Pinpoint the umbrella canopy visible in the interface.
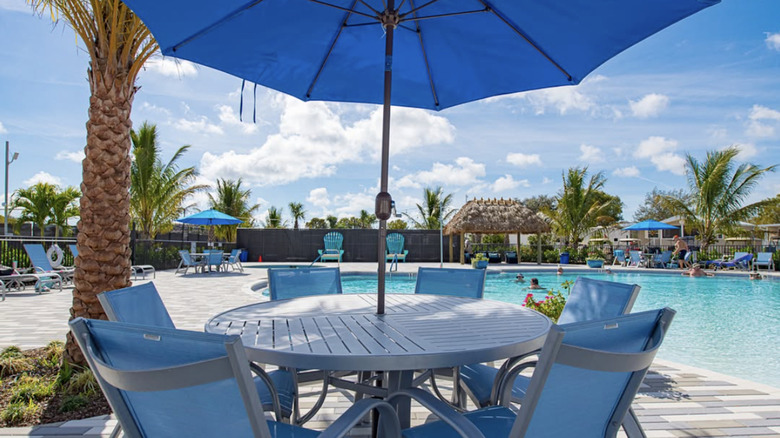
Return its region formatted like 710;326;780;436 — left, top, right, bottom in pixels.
443;198;549;235
123;0;719;313
178;209;243;226
623;220;679;231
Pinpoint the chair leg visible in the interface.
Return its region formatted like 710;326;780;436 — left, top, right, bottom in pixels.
622;407;647;438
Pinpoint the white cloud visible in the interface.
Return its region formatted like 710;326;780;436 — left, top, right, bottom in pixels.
174;116;224;135
579;144;603;162
732;143;759;160
766;32;780;51
138;102;172;117
199;96;454;186
635;137;686;175
629;93;669;118
613;166;640;177
524;86;594;115
144;57;198;77
307;188;330;209
55;150;85;163
216;105;259;134
749;104;780;121
746;104;780;138
506;153;542;167
0;0;30;12
395;157;486;189
541;177;552;184
0;121;6;134
333;192;375;217
492;174;528;192
24;171;63;187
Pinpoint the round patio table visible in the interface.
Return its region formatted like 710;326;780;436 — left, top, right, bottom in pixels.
206;293;551;427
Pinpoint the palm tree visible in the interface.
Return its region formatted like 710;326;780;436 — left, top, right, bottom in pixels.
30;0;158;363
359;209;376;229
326;215;338;228
130;122;204;239
405;186;454;229
659;147;777;252
289;202;306;229
264;207;288;228
49;186;81;237
545;167;616;246
208;178;259;241
13;183;57;236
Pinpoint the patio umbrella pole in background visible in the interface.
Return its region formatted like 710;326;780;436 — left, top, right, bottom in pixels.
374;3;398;316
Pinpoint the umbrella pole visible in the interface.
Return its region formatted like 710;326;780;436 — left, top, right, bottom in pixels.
375;4;397;316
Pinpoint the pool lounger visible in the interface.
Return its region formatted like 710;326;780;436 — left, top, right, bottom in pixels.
132;265;156;280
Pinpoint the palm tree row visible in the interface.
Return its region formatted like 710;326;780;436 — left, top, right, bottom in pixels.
13;183;81;237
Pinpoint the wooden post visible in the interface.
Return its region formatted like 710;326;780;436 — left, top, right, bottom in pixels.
448;234;453;263
537;232;542;265
460;232;465;264
516;232;521;263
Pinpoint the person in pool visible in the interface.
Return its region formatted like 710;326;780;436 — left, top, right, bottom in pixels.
556;266;564;275
528;277;544;289
604;268;614;275
682;263;713;277
749;272;763;280
514;273;525;283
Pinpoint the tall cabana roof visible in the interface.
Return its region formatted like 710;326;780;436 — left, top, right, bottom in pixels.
443;198;550;235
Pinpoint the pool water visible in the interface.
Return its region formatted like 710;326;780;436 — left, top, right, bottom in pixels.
341;271;780;388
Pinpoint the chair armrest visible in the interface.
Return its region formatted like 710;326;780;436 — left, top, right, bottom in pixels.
318;398;401;438
248;362;283;422
387;388;486;438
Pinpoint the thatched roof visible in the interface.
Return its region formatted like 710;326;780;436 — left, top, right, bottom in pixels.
443;198;550;235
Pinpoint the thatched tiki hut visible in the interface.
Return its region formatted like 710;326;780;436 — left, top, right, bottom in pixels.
444;198;550;264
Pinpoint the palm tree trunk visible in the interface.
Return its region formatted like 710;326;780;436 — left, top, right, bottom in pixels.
64;66;134;364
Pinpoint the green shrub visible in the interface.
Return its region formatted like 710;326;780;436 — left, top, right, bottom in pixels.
67;369;99;396
41;341;64;369
59;394;90;413
10;375;55;403
1;346;22;359
1;400;41;425
0;347;34;378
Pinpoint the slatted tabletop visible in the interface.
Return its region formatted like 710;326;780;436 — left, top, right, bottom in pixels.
206;294;551;371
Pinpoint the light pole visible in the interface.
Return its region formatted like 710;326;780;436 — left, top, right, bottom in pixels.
4;141;19;236
439;198;444;268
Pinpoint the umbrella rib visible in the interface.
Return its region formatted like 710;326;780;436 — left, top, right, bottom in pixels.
306;0;379;21
478;0;573;83
172;0;269;52
399;8;488;23
305;0;368;100
407;0;440;109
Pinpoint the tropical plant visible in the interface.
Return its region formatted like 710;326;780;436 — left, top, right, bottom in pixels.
634;188;690;222
544;167;616;246
752;194;780;224
326;215;338;228
130;122;203;239
519;195;557;213
263;206;288;228
388;219;408;230
48;186;81;238
29;0;158;364
12;183;57;236
208;178;259;241
358;209;376;229
335;216;362;229
658;147;777;252
289;202;306;230
305;217;328;229
405;186;454;229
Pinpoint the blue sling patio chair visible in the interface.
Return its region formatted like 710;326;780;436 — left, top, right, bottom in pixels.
414;267;487;298
753;252;775;271
23;243;74;283
69;318;400;438
397;308;675;438
266;267;343;424
386;233;409;262
612;249;626;266
175;250;204;275
705;253;753;271
628;250;643;268
97;283;296;425
459;276;642;425
652;250;673;268
224;248;244;272
316;231;344;263
204;249;225;272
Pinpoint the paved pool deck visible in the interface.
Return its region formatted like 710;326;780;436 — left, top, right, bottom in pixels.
1;262;778;437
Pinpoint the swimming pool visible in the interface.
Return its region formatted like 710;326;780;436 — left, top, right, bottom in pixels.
341;271;780;388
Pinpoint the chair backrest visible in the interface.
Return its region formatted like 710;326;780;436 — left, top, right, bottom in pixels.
23;243;54;270
414;267;487;298
207;249;224;265
757;252;772;263
267;267;342;301
557;277;640;325
69;318;272;438
98;283;175;328
179;250;195;266
228;249;241;262
629;250;641;264
613;250;625;262
509;308;675;437
386;233;405;254
733;251;749;261
657;250;672;263
323;232;343;250
69;244;79;258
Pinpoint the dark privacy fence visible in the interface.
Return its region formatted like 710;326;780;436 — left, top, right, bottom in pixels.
237;229;458;263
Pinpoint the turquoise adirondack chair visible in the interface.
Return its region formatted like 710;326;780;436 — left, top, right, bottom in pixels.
386;233;408;262
317;232;344;263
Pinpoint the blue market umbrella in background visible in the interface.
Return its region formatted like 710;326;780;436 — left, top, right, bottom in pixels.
178;209;243;245
624;220;680;231
123;0;719;313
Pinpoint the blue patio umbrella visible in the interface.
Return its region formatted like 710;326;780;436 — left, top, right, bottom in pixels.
623;220;680;231
178;209;243;244
122;0;719;313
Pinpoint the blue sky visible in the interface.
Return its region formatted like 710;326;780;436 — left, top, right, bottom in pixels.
1;0;779;226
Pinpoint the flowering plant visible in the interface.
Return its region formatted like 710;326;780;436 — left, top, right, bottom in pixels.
523;290;567;322
586;249;605;260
